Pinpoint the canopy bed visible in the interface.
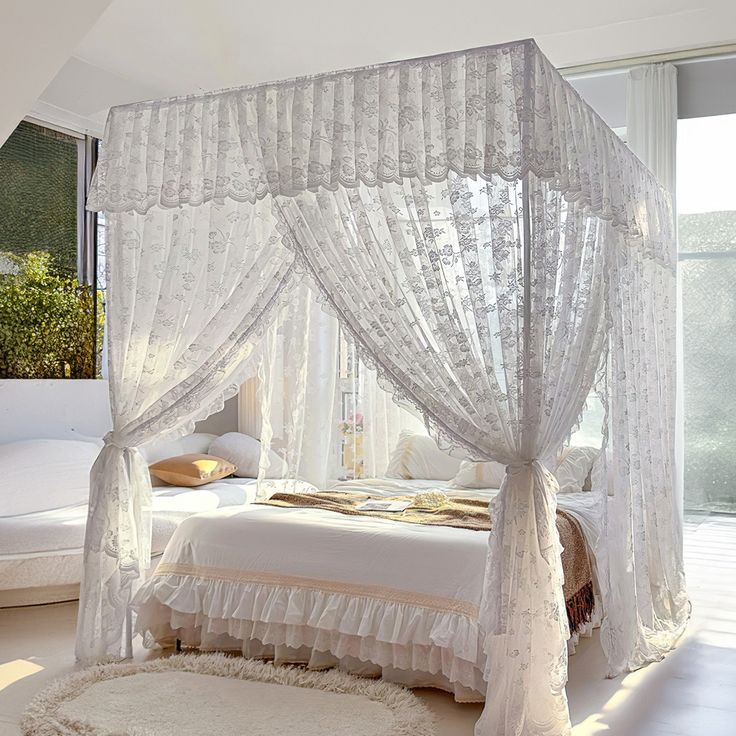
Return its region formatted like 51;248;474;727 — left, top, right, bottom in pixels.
79;38;688;735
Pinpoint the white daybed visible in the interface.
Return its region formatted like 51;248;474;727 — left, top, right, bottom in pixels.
0;434;259;607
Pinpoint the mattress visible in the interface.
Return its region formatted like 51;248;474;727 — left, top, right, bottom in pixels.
133;478;604;701
0;478;260;604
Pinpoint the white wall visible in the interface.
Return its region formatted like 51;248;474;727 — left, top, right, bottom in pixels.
0;379;238;444
195;395;239;436
0;380;111;443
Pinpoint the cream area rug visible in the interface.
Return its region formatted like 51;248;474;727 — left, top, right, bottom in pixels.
21;653;435;736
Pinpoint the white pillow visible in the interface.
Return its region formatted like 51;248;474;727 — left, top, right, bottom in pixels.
0;439;101;517
553;446;600;493
385;431;462;481
450;459;507;489
209;432;287;479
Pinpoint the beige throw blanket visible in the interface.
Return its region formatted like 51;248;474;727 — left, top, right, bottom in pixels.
259;490;595;634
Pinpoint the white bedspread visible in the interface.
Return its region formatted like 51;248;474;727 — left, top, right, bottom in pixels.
133;479;604;700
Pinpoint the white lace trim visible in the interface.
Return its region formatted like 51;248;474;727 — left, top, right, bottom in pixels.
132;573;486;693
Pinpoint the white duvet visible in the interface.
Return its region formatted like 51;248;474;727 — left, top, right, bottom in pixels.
133;479;604;700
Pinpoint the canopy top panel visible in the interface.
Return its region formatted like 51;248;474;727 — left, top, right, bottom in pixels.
88;38;672;258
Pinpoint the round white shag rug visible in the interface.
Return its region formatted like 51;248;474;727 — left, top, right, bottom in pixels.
21;653;435;736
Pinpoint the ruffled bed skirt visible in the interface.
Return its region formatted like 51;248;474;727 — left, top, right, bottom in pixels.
133;573;600;703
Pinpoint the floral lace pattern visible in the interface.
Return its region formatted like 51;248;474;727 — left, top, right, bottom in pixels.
600;243;689;675
76;198;296;663
272;172;611;734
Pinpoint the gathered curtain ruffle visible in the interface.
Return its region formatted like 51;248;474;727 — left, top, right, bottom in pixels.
87;40;673;266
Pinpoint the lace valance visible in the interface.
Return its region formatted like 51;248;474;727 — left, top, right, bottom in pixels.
88;38;673;264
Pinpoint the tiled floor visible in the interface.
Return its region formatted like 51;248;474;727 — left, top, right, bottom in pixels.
1;515;734;735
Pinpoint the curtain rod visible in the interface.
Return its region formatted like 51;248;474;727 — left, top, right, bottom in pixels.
561;42;736;78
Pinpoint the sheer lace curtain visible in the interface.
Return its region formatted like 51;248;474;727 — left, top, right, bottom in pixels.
602;241;689;674
275;172;609;735
626;61;685;520
605;62;687;671
76;199;294;663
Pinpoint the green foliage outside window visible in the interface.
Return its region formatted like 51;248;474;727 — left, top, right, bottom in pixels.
0;251;104;378
0;121;78;276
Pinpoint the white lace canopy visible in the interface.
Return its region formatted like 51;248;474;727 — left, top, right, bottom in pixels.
89;40;672;256
80;38;687;736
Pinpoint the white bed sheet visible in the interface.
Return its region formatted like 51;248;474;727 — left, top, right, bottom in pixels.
133;478;604;700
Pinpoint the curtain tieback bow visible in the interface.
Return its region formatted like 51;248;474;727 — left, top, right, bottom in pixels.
103;431;130;450
505;459;540;473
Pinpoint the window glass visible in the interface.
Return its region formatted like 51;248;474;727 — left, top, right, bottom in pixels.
0;121;78;275
677;114;736;512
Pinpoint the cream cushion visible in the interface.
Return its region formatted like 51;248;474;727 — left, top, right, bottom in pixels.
449;445;601;492
209;432;288;479
149;454;236;487
385;431;462;481
450;459;507;489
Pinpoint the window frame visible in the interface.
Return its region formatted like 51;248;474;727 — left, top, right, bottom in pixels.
4;116;103;377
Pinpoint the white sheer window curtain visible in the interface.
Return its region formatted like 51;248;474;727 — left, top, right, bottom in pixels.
626;63;683;518
360;364;426;477
627;64;677;198
238;303;424;485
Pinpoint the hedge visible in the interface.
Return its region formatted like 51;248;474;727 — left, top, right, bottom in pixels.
0;251;104;378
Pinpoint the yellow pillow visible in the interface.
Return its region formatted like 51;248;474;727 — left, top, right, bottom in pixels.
149;453;236;487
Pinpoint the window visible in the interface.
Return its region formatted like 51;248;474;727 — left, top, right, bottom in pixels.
677;113;736;512
0;120;102;378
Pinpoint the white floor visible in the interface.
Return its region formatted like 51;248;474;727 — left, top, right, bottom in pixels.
1;515;735;735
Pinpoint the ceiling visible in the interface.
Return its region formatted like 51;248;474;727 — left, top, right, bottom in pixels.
30;0;736;136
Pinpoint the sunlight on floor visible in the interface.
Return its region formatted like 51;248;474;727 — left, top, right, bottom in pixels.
0;660;44;693
572;653;687;735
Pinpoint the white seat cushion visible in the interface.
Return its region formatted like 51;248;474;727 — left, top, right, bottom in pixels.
450;459;507;489
0;439;101;517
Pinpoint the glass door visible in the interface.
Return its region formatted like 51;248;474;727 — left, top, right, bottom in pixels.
677;113;736;512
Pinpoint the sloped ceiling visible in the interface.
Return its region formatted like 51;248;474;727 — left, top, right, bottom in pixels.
28;0;736;136
0;0;112;145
